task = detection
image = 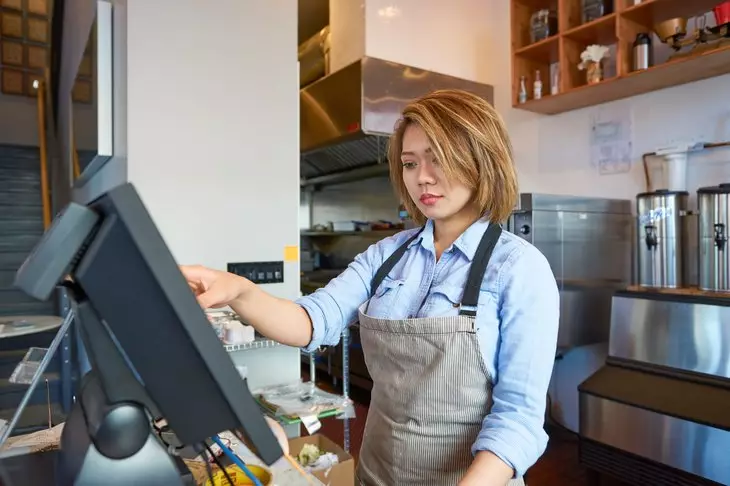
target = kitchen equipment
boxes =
[654,14,729,59]
[579,290,730,486]
[654,17,688,46]
[530,9,557,43]
[715,1,730,26]
[636,190,689,288]
[298,26,331,88]
[697,183,730,292]
[508,193,633,348]
[299,57,494,184]
[581,0,612,24]
[632,33,652,71]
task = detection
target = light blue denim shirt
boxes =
[297,218,560,477]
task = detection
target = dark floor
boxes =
[305,369,627,486]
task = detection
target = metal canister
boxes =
[636,190,689,288]
[697,184,730,291]
[632,33,652,71]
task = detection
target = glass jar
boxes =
[530,9,558,43]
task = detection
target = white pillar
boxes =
[125,0,300,300]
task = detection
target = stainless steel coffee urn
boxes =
[636,190,689,288]
[697,183,730,291]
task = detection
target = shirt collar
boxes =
[408,218,492,262]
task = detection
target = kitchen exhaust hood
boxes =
[300,56,494,186]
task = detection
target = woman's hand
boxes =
[459,451,514,486]
[180,265,251,309]
[180,265,314,348]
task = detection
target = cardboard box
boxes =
[288,434,354,486]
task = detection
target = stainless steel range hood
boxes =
[300,56,494,186]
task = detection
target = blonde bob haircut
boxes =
[388,89,518,226]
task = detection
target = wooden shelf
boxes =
[511,0,728,115]
[514,35,560,62]
[517,43,730,114]
[563,13,617,45]
[620,0,723,26]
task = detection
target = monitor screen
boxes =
[14,181,284,465]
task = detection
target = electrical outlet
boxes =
[227,261,284,284]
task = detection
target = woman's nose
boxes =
[417,163,436,184]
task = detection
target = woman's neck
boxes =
[433,209,479,258]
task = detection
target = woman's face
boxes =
[401,124,475,223]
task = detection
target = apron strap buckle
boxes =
[458,304,477,317]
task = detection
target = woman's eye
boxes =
[402,161,416,169]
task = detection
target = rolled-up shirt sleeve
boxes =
[297,240,386,353]
[472,245,560,477]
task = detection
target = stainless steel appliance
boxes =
[299,56,494,186]
[636,190,690,288]
[698,183,730,292]
[506,193,633,348]
[579,290,730,485]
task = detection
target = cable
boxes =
[205,442,235,486]
[212,434,263,486]
[153,421,185,452]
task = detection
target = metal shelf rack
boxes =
[226,335,352,452]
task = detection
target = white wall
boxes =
[326,0,730,432]
[125,0,300,301]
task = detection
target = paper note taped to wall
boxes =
[284,246,299,262]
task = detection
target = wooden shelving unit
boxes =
[511,0,729,114]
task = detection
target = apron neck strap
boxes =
[459,223,502,316]
[367,222,503,317]
[370,227,424,296]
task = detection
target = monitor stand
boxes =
[56,286,190,486]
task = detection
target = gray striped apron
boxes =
[355,223,525,485]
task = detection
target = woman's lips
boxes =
[419,194,442,206]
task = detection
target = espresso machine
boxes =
[654,4,730,61]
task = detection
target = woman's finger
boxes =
[196,289,226,309]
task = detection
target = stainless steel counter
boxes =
[579,290,730,485]
[507,193,633,348]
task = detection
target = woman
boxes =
[181,89,559,486]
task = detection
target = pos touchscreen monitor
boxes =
[13,182,283,484]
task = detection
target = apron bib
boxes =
[354,223,525,486]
